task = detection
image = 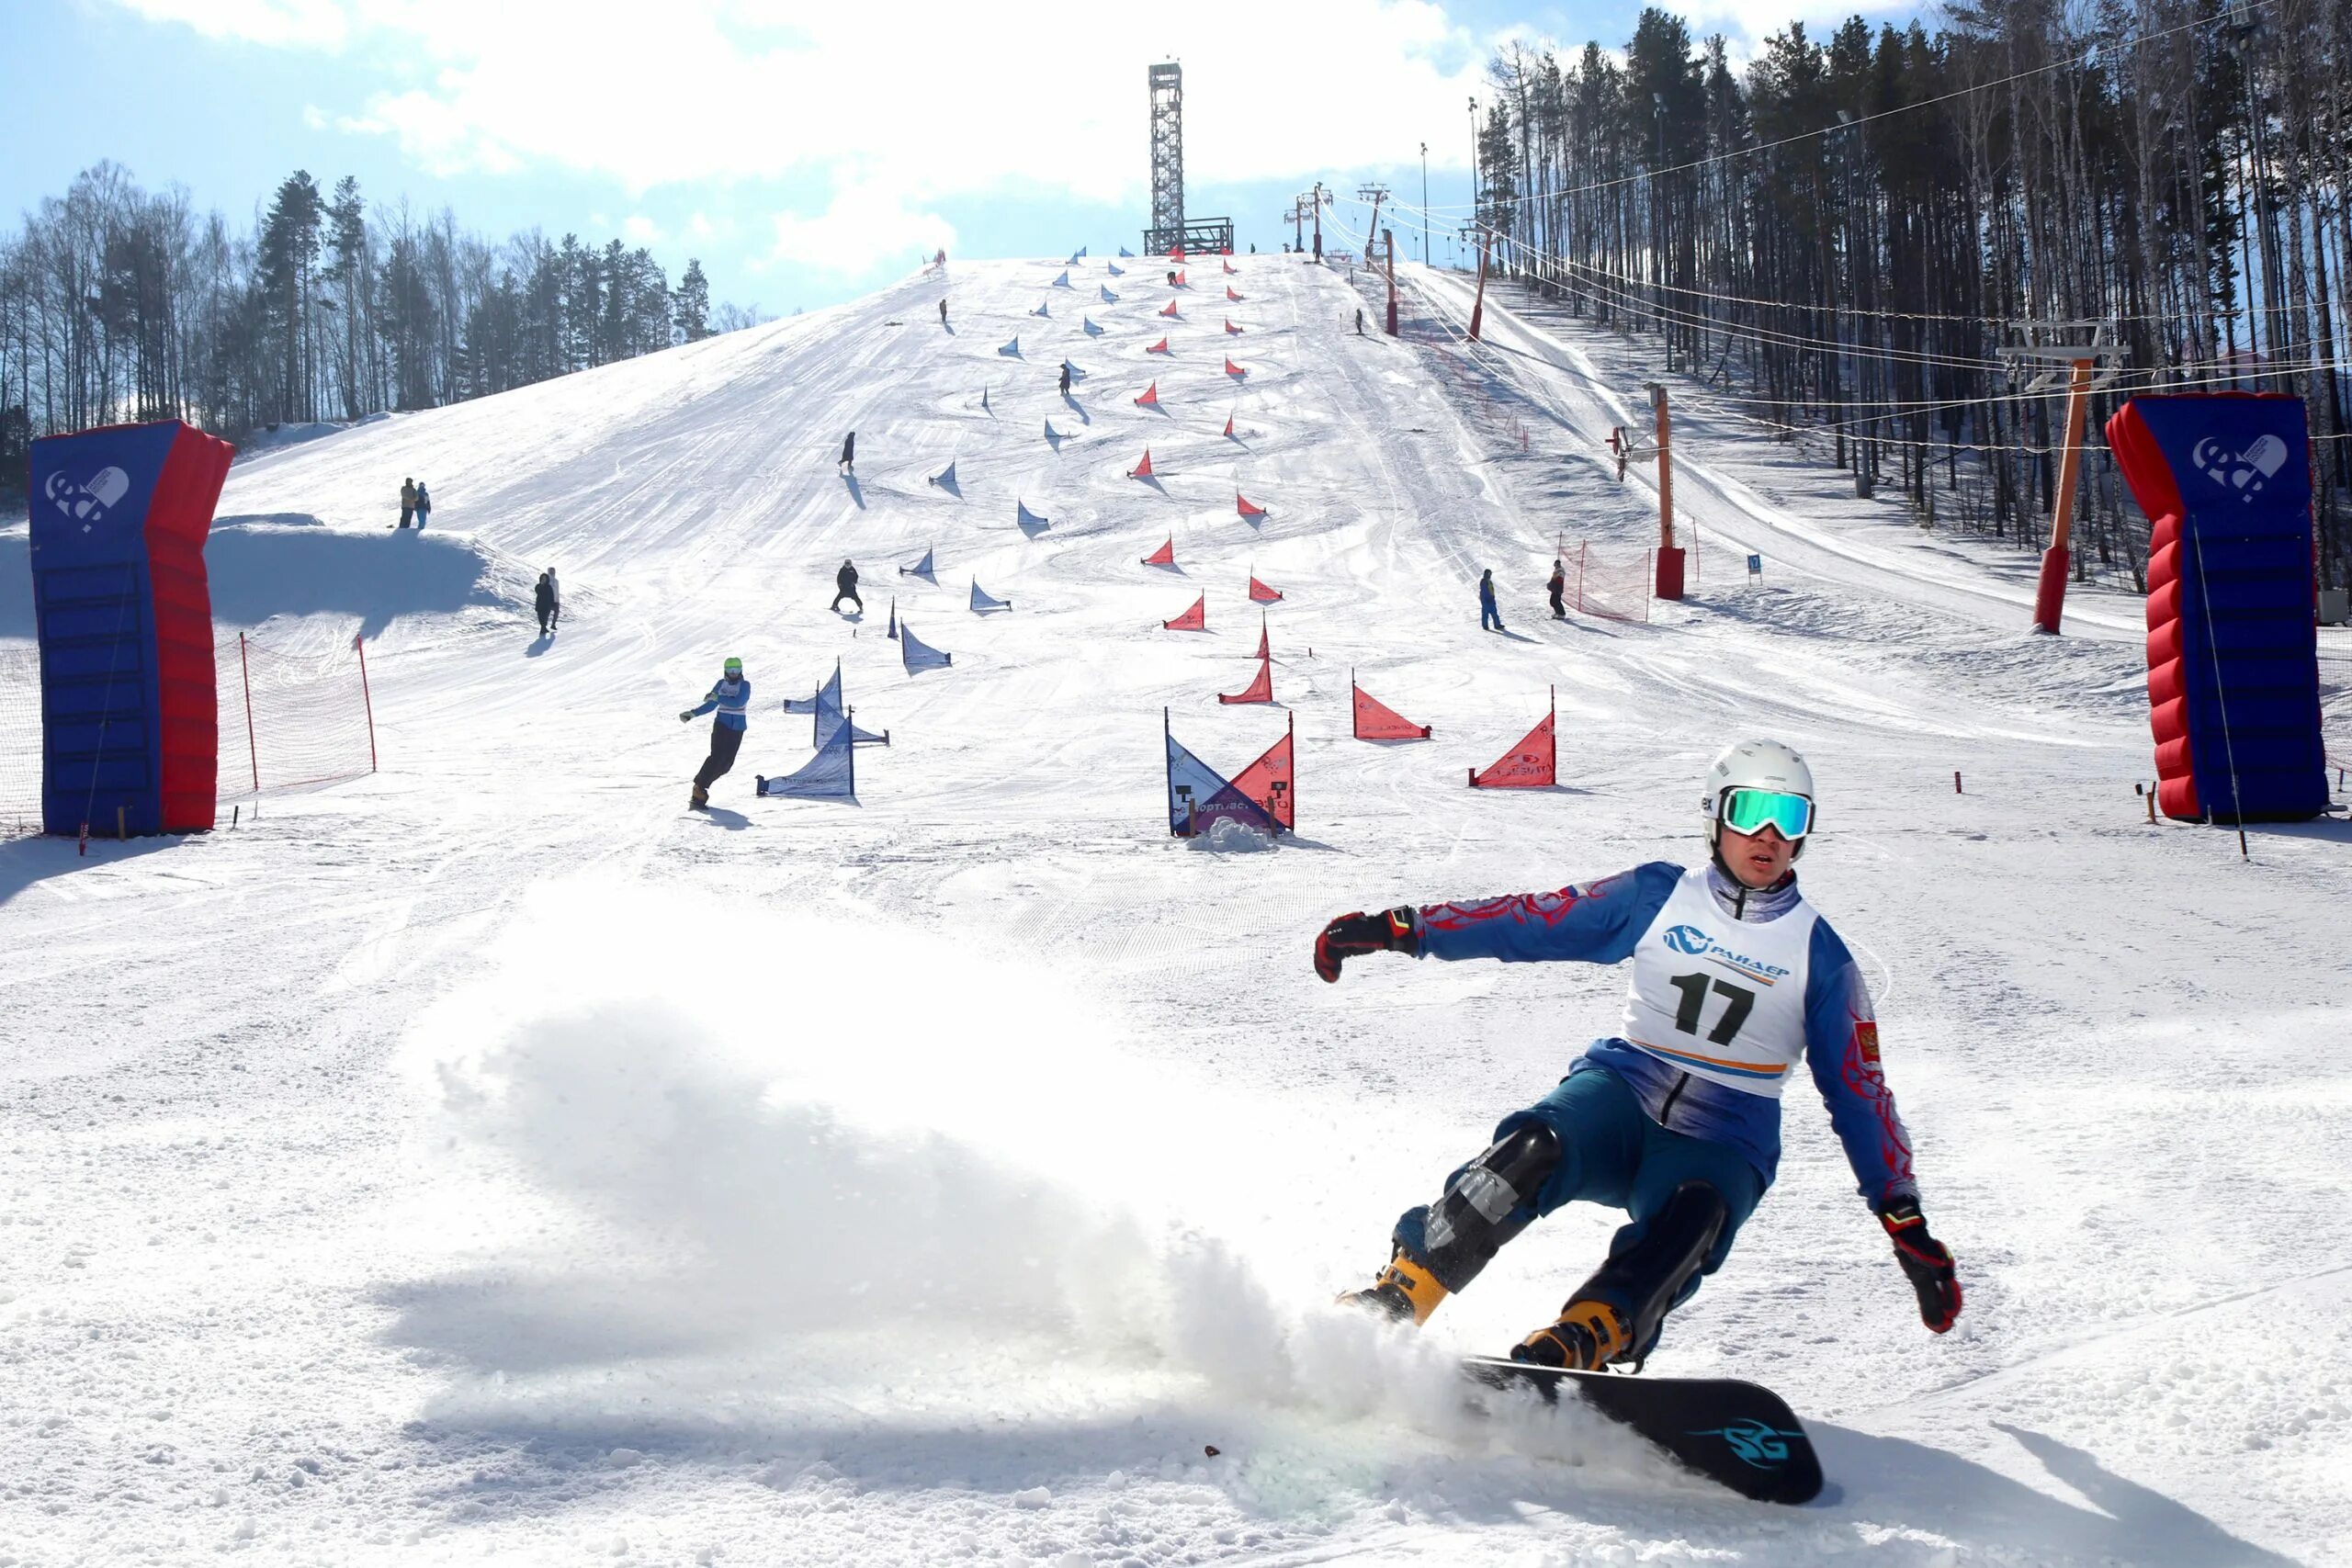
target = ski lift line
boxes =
[1426,225,2229,332]
[1411,2,2267,216]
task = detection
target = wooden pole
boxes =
[2032,357,2096,634]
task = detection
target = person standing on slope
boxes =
[679,656,751,809]
[1478,569,1504,632]
[840,432,855,475]
[533,570,556,637]
[398,478,416,530]
[1058,362,1072,397]
[1355,308,1365,335]
[831,558,862,615]
[1548,559,1568,620]
[546,567,560,629]
[1314,740,1962,1371]
[413,480,433,531]
[939,297,948,327]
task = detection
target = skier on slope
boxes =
[1478,569,1504,632]
[1548,559,1568,619]
[1317,740,1962,1371]
[831,558,862,615]
[679,656,751,809]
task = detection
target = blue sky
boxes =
[3,0,1910,316]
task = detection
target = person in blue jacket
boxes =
[1314,739,1962,1370]
[1477,569,1503,632]
[679,656,750,808]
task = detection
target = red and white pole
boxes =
[238,632,260,792]
[353,633,378,773]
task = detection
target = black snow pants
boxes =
[695,724,745,790]
[831,587,863,613]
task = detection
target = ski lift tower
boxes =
[1143,62,1233,256]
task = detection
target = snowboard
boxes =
[1460,1356,1823,1506]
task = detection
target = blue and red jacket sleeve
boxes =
[1414,863,1683,966]
[1803,919,1921,1213]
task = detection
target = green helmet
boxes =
[723,656,743,676]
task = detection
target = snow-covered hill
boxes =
[3,249,2347,1567]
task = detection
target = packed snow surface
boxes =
[4,252,2349,1567]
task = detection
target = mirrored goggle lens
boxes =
[1721,787,1813,839]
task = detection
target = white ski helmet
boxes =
[1702,739,1815,856]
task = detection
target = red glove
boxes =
[1881,1201,1962,1333]
[1314,908,1418,983]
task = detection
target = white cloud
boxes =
[768,182,956,279]
[105,0,1496,209]
[622,213,662,243]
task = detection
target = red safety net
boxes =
[219,631,379,795]
[1249,576,1282,603]
[1228,718,1295,830]
[1237,492,1266,519]
[1164,594,1206,631]
[1219,655,1273,705]
[1142,537,1176,566]
[1131,448,1155,478]
[1226,358,1247,378]
[1471,700,1555,787]
[1565,540,1650,624]
[1352,678,1430,740]
[1136,381,1159,406]
[1,628,379,834]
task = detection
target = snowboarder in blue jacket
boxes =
[1315,739,1962,1370]
[680,657,750,808]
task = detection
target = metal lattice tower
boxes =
[1148,63,1184,243]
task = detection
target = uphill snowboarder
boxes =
[679,657,751,809]
[1547,559,1567,619]
[533,570,557,636]
[831,558,862,614]
[1478,569,1503,632]
[1316,740,1962,1373]
[840,432,855,475]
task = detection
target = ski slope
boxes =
[3,249,2348,1568]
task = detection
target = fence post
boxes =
[239,632,260,792]
[353,633,379,773]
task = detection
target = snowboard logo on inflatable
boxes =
[2189,434,2290,503]
[44,466,132,529]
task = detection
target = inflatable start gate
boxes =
[2106,394,2326,823]
[28,420,235,836]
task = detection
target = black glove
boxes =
[1314,907,1418,984]
[1881,1201,1962,1333]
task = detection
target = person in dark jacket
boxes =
[840,432,855,474]
[413,481,433,530]
[398,478,416,529]
[1548,559,1568,619]
[1479,569,1503,632]
[1058,362,1072,397]
[938,297,948,326]
[533,570,556,636]
[1355,308,1365,335]
[831,558,862,614]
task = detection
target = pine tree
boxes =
[673,258,711,342]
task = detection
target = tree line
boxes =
[1470,0,2351,592]
[0,162,769,498]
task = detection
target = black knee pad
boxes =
[1572,1180,1728,1354]
[1403,1122,1561,1292]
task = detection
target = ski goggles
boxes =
[1718,786,1814,840]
